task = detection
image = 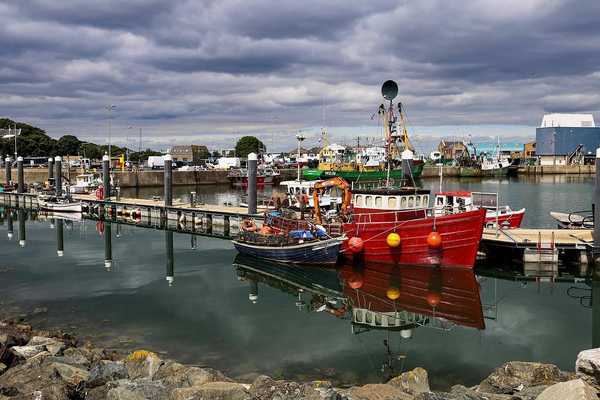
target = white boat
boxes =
[279,180,341,208]
[39,197,83,213]
[69,173,99,194]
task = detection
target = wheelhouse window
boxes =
[355,195,363,207]
[408,196,414,208]
[365,196,373,207]
[400,196,407,208]
[436,196,445,206]
[375,196,383,208]
[388,196,397,208]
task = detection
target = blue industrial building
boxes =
[536,114,600,155]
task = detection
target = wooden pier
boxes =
[481,227,594,264]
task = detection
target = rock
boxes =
[61,347,91,367]
[450,385,512,399]
[0,360,70,400]
[125,350,163,380]
[576,348,600,381]
[347,384,413,400]
[388,367,430,395]
[106,379,169,400]
[478,361,568,394]
[10,344,47,359]
[536,379,596,400]
[88,360,128,388]
[249,375,322,400]
[85,385,111,400]
[51,362,90,386]
[170,381,249,400]
[27,336,65,356]
[154,360,232,388]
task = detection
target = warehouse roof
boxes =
[540,113,595,128]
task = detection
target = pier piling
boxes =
[56,219,64,257]
[102,154,110,200]
[4,156,11,186]
[595,148,600,264]
[54,156,62,197]
[48,157,54,182]
[7,210,13,239]
[164,153,173,207]
[104,221,112,270]
[190,191,196,207]
[166,231,174,286]
[16,157,24,194]
[18,209,25,247]
[247,152,257,214]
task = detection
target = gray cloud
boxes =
[1,0,600,151]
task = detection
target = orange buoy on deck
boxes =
[348,237,364,253]
[346,272,364,289]
[386,286,400,300]
[426,292,441,307]
[427,231,442,248]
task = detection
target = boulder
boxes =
[0,360,70,400]
[576,348,600,381]
[347,383,413,400]
[27,336,65,356]
[51,362,90,386]
[248,375,322,400]
[388,367,430,395]
[478,361,568,394]
[450,385,512,399]
[536,379,596,400]
[125,350,163,380]
[170,381,249,400]
[105,379,170,400]
[0,363,6,375]
[88,360,128,388]
[61,347,91,367]
[154,361,232,388]
[9,345,47,359]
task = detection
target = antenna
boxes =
[381,80,398,101]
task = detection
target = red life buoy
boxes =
[96,221,105,235]
[241,219,257,232]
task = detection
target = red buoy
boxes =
[426,292,441,307]
[347,272,364,289]
[348,237,364,253]
[427,231,442,248]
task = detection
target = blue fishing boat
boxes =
[232,229,344,265]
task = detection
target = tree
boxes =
[57,135,81,156]
[235,136,265,158]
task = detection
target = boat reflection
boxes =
[232,255,485,335]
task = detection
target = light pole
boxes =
[128,126,143,166]
[2,124,20,160]
[296,132,305,181]
[106,104,116,163]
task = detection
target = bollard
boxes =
[56,219,64,257]
[48,157,54,183]
[18,209,26,247]
[401,149,414,186]
[166,231,174,286]
[104,221,112,269]
[102,154,110,200]
[54,156,62,197]
[164,152,173,207]
[247,152,257,214]
[7,209,13,239]
[16,156,24,193]
[4,156,11,186]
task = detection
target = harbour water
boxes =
[0,175,595,389]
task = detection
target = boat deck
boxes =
[482,228,593,249]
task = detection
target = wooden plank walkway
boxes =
[482,227,593,249]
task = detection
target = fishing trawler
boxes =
[302,85,424,182]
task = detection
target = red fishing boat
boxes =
[339,262,485,331]
[312,179,486,269]
[434,191,525,229]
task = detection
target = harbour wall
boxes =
[0,168,299,188]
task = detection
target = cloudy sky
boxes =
[2,0,600,152]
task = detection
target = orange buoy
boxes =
[427,231,442,248]
[346,272,364,289]
[386,232,401,248]
[426,292,441,307]
[259,225,273,235]
[386,286,401,300]
[348,237,364,253]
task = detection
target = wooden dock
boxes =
[481,227,594,263]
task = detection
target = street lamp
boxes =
[2,124,21,160]
[106,104,116,162]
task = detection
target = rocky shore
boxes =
[0,318,598,400]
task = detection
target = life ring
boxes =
[241,219,257,232]
[96,221,105,235]
[259,225,273,235]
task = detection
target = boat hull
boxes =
[485,208,525,229]
[303,161,424,182]
[341,208,486,268]
[232,237,343,265]
[458,166,510,177]
[39,201,82,213]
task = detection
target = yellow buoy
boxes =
[386,232,401,248]
[386,287,401,300]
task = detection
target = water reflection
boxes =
[18,209,26,247]
[166,231,174,286]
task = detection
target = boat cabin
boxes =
[351,188,430,211]
[434,191,473,214]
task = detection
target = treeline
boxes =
[0,119,161,162]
